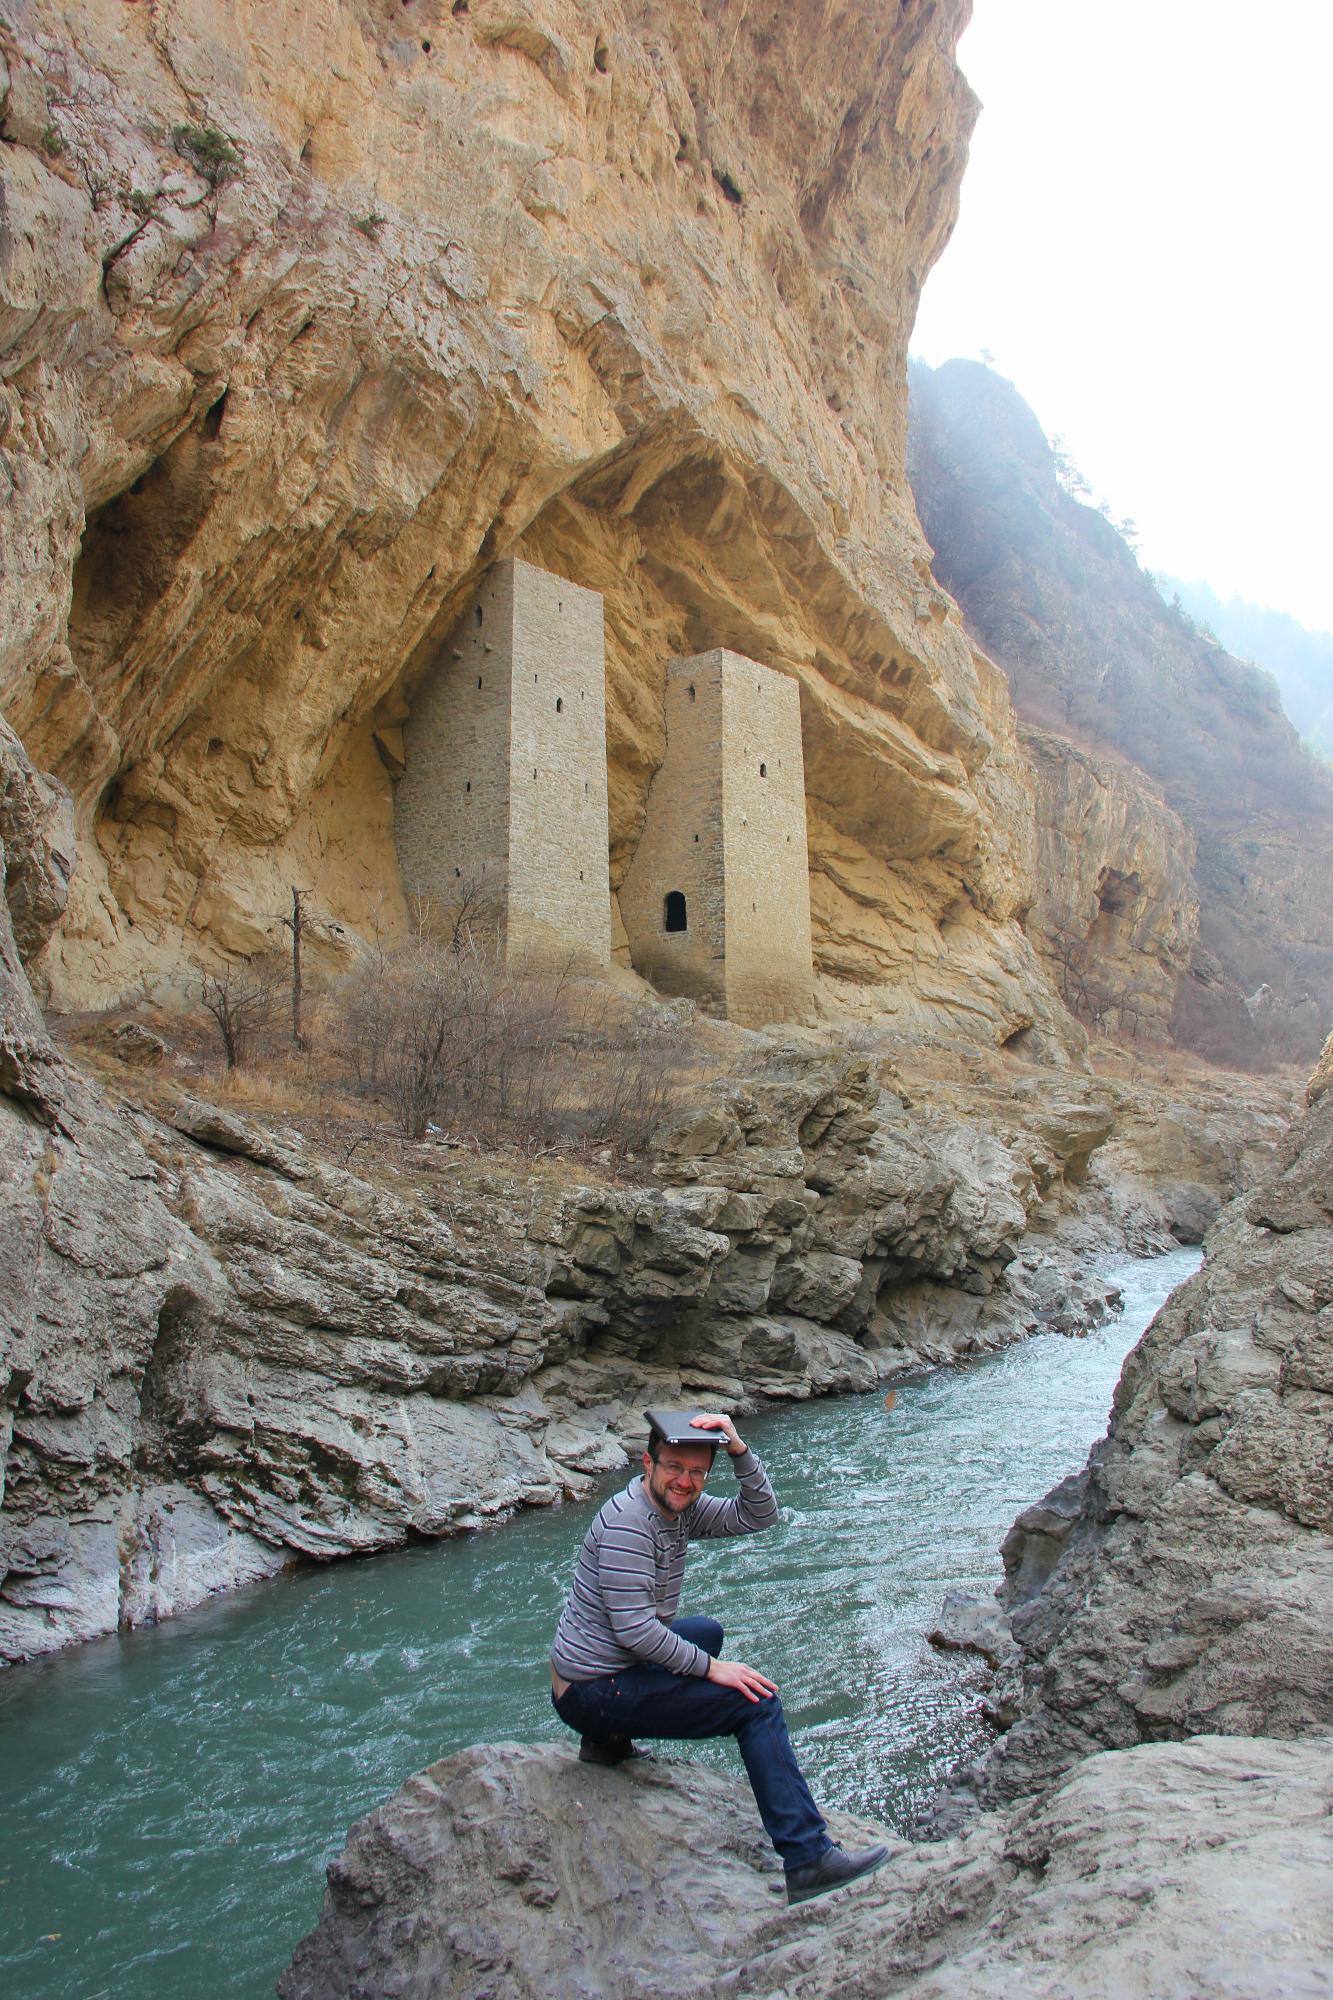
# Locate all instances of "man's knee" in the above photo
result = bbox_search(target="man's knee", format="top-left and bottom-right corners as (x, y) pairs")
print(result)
(671, 1614), (724, 1657)
(695, 1615), (724, 1657)
(736, 1689), (787, 1736)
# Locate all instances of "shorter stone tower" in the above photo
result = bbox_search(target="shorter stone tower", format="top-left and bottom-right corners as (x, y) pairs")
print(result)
(620, 649), (813, 1026)
(395, 558), (611, 970)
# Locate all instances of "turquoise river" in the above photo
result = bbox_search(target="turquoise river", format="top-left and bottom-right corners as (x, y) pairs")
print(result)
(0, 1246), (1201, 1999)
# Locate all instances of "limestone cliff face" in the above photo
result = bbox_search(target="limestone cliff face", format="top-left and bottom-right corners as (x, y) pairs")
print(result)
(0, 0), (1073, 1048)
(908, 358), (1333, 1065)
(1021, 726), (1198, 1042)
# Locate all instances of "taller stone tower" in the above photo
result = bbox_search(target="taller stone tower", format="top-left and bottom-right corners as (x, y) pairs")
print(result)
(395, 558), (611, 970)
(620, 649), (813, 1026)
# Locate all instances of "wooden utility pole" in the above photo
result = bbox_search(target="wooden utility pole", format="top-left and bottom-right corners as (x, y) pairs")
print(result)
(282, 886), (308, 1049)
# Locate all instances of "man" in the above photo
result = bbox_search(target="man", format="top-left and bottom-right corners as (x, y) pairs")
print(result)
(549, 1407), (890, 1906)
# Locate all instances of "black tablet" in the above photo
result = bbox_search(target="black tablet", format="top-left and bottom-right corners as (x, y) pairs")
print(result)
(643, 1408), (728, 1448)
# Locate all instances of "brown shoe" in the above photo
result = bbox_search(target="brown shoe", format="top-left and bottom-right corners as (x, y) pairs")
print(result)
(785, 1842), (890, 1905)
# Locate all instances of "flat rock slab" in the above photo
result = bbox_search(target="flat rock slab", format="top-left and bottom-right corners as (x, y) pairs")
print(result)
(280, 1734), (1333, 2000)
(278, 1741), (895, 2000)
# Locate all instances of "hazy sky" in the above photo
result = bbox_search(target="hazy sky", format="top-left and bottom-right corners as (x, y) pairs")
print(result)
(911, 0), (1333, 634)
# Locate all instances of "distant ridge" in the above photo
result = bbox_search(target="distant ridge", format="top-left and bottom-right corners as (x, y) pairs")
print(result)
(1153, 578), (1333, 764)
(908, 357), (1333, 1068)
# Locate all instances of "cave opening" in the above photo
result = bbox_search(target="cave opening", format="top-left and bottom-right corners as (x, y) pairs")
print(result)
(201, 389), (228, 439)
(68, 418), (224, 710)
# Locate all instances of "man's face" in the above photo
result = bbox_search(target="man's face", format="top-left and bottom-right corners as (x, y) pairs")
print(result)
(642, 1441), (716, 1516)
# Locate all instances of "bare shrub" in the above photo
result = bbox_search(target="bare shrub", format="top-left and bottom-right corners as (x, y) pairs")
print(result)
(199, 958), (276, 1070)
(1042, 922), (1158, 1043)
(549, 992), (692, 1153)
(333, 940), (691, 1153)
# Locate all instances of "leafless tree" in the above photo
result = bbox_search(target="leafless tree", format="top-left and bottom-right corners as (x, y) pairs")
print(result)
(278, 886), (309, 1050)
(199, 959), (275, 1069)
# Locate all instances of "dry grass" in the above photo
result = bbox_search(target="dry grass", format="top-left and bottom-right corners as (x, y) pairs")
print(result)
(54, 944), (728, 1191)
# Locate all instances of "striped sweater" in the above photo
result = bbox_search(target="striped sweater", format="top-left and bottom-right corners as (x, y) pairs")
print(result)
(549, 1448), (779, 1680)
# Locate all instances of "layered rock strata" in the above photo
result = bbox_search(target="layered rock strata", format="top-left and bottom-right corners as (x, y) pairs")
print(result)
(1020, 725), (1198, 1043)
(930, 1043), (1333, 1817)
(0, 1012), (1159, 1667)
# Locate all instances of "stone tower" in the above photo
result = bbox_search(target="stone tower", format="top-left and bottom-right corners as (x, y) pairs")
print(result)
(620, 649), (813, 1026)
(394, 558), (611, 970)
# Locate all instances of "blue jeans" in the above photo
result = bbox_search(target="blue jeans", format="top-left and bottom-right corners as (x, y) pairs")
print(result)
(552, 1616), (829, 1868)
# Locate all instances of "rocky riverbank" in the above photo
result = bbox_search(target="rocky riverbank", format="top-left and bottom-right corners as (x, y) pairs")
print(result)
(927, 1031), (1333, 1820)
(0, 720), (1296, 1667)
(281, 1041), (1333, 2000)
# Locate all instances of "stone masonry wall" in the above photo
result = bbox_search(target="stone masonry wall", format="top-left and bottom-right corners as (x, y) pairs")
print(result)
(395, 560), (610, 970)
(505, 561), (611, 973)
(620, 649), (812, 1023)
(619, 656), (729, 1008)
(720, 653), (813, 1025)
(396, 563), (515, 928)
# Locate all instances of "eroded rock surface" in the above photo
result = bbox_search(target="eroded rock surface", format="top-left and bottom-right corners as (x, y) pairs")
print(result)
(0, 998), (1180, 1666)
(934, 1064), (1333, 1815)
(279, 1734), (1333, 2000)
(1021, 725), (1198, 1043)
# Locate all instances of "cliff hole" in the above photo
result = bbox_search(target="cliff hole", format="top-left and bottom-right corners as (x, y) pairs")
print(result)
(135, 1287), (210, 1473)
(69, 420), (223, 711)
(1089, 868), (1141, 950)
(201, 389), (228, 439)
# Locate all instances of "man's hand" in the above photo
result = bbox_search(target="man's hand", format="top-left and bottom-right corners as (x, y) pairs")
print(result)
(690, 1411), (746, 1456)
(707, 1657), (778, 1702)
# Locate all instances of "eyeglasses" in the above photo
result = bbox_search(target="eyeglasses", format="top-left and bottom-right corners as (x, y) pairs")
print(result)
(655, 1458), (709, 1482)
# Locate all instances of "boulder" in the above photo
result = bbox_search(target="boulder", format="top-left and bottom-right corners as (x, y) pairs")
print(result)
(279, 1734), (1333, 2000)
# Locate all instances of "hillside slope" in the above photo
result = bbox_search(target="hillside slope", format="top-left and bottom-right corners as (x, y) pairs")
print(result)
(908, 358), (1333, 1065)
(1158, 577), (1333, 763)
